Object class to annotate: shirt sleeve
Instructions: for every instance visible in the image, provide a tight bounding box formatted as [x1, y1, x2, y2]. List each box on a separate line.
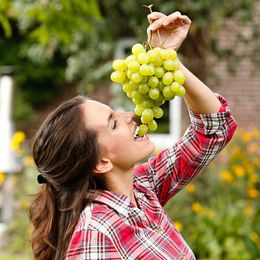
[66, 229, 121, 260]
[134, 94, 237, 206]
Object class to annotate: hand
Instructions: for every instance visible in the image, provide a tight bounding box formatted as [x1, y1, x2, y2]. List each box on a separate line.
[147, 12, 191, 51]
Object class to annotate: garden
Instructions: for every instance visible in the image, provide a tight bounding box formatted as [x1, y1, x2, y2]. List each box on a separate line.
[0, 0, 259, 259]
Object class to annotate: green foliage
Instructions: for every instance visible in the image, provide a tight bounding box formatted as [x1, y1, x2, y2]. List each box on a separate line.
[165, 128, 260, 258]
[0, 0, 257, 124]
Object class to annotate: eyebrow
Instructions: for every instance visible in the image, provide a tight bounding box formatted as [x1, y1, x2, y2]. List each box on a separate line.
[107, 111, 113, 127]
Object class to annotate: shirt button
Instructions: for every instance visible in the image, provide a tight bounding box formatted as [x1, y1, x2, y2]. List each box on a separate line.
[181, 256, 186, 260]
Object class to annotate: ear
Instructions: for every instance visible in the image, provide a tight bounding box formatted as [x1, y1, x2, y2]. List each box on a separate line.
[93, 158, 113, 174]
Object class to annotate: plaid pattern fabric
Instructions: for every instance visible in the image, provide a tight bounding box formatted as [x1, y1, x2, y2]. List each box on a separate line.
[66, 95, 237, 260]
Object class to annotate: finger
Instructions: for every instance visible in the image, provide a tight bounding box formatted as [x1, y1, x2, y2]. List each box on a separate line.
[163, 12, 182, 26]
[147, 12, 166, 24]
[181, 15, 192, 25]
[147, 16, 167, 31]
[164, 13, 191, 26]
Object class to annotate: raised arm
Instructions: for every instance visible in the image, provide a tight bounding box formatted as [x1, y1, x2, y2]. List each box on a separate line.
[147, 11, 221, 113]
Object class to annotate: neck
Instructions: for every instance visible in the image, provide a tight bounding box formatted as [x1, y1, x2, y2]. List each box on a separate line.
[103, 166, 137, 206]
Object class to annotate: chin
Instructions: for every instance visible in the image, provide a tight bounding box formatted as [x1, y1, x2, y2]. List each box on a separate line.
[141, 142, 156, 161]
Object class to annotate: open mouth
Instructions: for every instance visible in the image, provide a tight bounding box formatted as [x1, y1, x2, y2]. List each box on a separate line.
[133, 125, 149, 142]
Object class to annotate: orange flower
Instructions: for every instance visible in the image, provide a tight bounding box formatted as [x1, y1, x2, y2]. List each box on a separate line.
[248, 188, 259, 199]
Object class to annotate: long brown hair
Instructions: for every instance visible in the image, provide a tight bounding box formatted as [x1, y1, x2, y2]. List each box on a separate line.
[29, 96, 101, 260]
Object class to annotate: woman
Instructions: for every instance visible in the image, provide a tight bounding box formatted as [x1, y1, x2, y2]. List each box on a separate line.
[29, 11, 237, 260]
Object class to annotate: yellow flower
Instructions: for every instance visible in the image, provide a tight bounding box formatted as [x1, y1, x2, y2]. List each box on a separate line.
[233, 166, 245, 177]
[247, 143, 258, 154]
[10, 131, 26, 150]
[220, 170, 234, 183]
[244, 205, 254, 218]
[186, 183, 196, 193]
[250, 232, 260, 247]
[0, 171, 5, 185]
[248, 188, 259, 199]
[174, 221, 183, 232]
[242, 132, 253, 142]
[192, 202, 202, 213]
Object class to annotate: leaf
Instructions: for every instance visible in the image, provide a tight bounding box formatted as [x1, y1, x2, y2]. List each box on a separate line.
[0, 13, 12, 37]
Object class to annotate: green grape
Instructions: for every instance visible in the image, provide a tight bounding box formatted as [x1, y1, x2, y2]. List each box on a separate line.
[154, 56, 164, 67]
[126, 70, 133, 79]
[148, 65, 155, 76]
[175, 85, 186, 97]
[153, 106, 164, 118]
[139, 64, 151, 76]
[160, 49, 171, 60]
[127, 60, 140, 72]
[153, 47, 162, 53]
[138, 83, 149, 94]
[125, 55, 136, 62]
[112, 59, 127, 71]
[122, 82, 133, 93]
[126, 91, 133, 98]
[129, 80, 138, 90]
[132, 90, 142, 100]
[148, 76, 159, 88]
[155, 99, 165, 107]
[138, 124, 148, 137]
[162, 72, 174, 85]
[138, 52, 149, 64]
[132, 43, 145, 56]
[157, 81, 164, 92]
[168, 49, 177, 60]
[110, 71, 126, 83]
[132, 98, 143, 105]
[141, 110, 153, 124]
[141, 76, 148, 83]
[148, 120, 158, 131]
[143, 99, 155, 108]
[155, 94, 164, 103]
[149, 88, 160, 100]
[131, 72, 143, 83]
[163, 85, 175, 99]
[164, 59, 178, 71]
[171, 82, 181, 93]
[173, 70, 185, 85]
[135, 106, 144, 116]
[154, 67, 165, 78]
[147, 49, 157, 62]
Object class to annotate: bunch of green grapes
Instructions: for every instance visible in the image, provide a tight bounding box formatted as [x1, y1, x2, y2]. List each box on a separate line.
[111, 43, 186, 137]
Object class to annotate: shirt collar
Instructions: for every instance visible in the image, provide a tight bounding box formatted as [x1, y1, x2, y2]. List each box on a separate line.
[92, 190, 133, 217]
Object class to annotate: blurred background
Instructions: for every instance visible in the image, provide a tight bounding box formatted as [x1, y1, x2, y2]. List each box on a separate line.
[0, 0, 259, 259]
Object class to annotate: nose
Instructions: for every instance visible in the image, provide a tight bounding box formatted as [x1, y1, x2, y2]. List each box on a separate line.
[125, 112, 135, 124]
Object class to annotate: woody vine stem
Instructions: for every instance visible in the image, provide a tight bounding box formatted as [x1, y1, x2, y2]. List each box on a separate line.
[143, 4, 162, 49]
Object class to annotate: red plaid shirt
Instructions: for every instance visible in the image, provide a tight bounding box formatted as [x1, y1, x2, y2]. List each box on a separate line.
[66, 95, 237, 260]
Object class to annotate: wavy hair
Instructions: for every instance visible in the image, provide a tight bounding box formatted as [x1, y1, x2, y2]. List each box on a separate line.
[29, 96, 101, 260]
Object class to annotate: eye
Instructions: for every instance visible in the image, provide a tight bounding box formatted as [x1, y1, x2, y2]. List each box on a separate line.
[112, 120, 117, 129]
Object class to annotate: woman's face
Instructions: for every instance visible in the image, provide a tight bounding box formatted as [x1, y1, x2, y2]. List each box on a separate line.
[81, 100, 155, 170]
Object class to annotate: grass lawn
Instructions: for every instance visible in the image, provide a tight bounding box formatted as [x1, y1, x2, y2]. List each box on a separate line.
[0, 254, 30, 260]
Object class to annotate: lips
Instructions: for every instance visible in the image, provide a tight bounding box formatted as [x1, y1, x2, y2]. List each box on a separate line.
[132, 124, 149, 142]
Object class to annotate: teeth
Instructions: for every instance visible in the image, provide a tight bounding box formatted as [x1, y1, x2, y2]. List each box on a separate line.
[133, 126, 139, 140]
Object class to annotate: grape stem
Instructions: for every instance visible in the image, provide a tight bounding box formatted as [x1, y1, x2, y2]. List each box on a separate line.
[143, 4, 162, 48]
